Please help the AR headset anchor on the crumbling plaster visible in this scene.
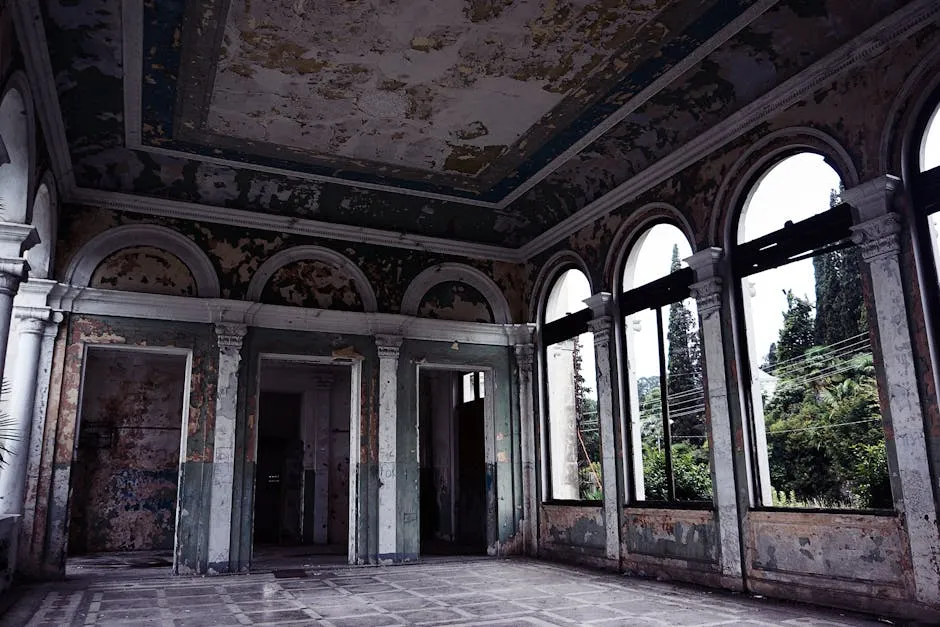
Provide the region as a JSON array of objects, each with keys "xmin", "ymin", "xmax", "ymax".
[
  {"xmin": 40, "ymin": 0, "xmax": 917, "ymax": 247},
  {"xmin": 54, "ymin": 204, "xmax": 527, "ymax": 320}
]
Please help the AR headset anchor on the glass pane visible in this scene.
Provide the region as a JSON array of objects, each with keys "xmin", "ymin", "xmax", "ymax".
[
  {"xmin": 462, "ymin": 373, "xmax": 475, "ymax": 402},
  {"xmin": 665, "ymin": 296, "xmax": 711, "ymax": 501},
  {"xmin": 625, "ymin": 307, "xmax": 664, "ymax": 501},
  {"xmin": 545, "ymin": 269, "xmax": 591, "ymax": 323},
  {"xmin": 923, "ymin": 103, "xmax": 940, "ymax": 172},
  {"xmin": 740, "ymin": 154, "xmax": 842, "ymax": 243},
  {"xmin": 546, "ymin": 331, "xmax": 601, "ymax": 501},
  {"xmin": 743, "ymin": 251, "xmax": 891, "ymax": 509},
  {"xmin": 477, "ymin": 371, "xmax": 485, "ymax": 398}
]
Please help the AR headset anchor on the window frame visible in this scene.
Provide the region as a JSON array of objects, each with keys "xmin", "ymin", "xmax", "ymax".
[
  {"xmin": 538, "ymin": 265, "xmax": 600, "ymax": 505},
  {"xmin": 730, "ymin": 151, "xmax": 894, "ymax": 514},
  {"xmin": 618, "ymin": 221, "xmax": 712, "ymax": 508}
]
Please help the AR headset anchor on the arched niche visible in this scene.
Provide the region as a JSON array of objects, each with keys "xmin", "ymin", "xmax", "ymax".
[
  {"xmin": 90, "ymin": 246, "xmax": 198, "ymax": 296},
  {"xmin": 26, "ymin": 172, "xmax": 57, "ymax": 280},
  {"xmin": 246, "ymin": 245, "xmax": 377, "ymax": 312},
  {"xmin": 401, "ymin": 263, "xmax": 511, "ymax": 324},
  {"xmin": 416, "ymin": 281, "xmax": 494, "ymax": 323},
  {"xmin": 0, "ymin": 74, "xmax": 36, "ymax": 225},
  {"xmin": 64, "ymin": 225, "xmax": 221, "ymax": 298}
]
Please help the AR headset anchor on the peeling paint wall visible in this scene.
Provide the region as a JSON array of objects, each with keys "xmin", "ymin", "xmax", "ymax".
[
  {"xmin": 89, "ymin": 246, "xmax": 197, "ymax": 296},
  {"xmin": 538, "ymin": 504, "xmax": 605, "ymax": 565},
  {"xmin": 68, "ymin": 349, "xmax": 188, "ymax": 554},
  {"xmin": 260, "ymin": 260, "xmax": 364, "ymax": 310},
  {"xmin": 417, "ymin": 281, "xmax": 494, "ymax": 323}
]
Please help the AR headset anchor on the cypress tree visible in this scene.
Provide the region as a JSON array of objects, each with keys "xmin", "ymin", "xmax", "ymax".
[
  {"xmin": 666, "ymin": 245, "xmax": 703, "ymax": 438},
  {"xmin": 775, "ymin": 290, "xmax": 815, "ymax": 365}
]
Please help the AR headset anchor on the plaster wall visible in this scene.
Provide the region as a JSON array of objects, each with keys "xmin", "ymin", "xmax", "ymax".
[
  {"xmin": 68, "ymin": 349, "xmax": 187, "ymax": 554},
  {"xmin": 89, "ymin": 247, "xmax": 197, "ymax": 296},
  {"xmin": 538, "ymin": 504, "xmax": 606, "ymax": 567}
]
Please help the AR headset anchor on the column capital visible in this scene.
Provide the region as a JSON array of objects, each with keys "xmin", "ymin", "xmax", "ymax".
[
  {"xmin": 583, "ymin": 292, "xmax": 613, "ymax": 319},
  {"xmin": 0, "ymin": 258, "xmax": 27, "ymax": 296},
  {"xmin": 843, "ymin": 175, "xmax": 901, "ymax": 224},
  {"xmin": 587, "ymin": 316, "xmax": 612, "ymax": 346},
  {"xmin": 514, "ymin": 343, "xmax": 534, "ymax": 367},
  {"xmin": 690, "ymin": 277, "xmax": 723, "ymax": 318},
  {"xmin": 215, "ymin": 323, "xmax": 247, "ymax": 356},
  {"xmin": 14, "ymin": 306, "xmax": 54, "ymax": 335},
  {"xmin": 851, "ymin": 213, "xmax": 902, "ymax": 263},
  {"xmin": 375, "ymin": 334, "xmax": 403, "ymax": 359}
]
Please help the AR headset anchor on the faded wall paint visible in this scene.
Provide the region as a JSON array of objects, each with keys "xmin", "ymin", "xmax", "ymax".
[
  {"xmin": 417, "ymin": 281, "xmax": 494, "ymax": 323},
  {"xmin": 89, "ymin": 246, "xmax": 197, "ymax": 296},
  {"xmin": 260, "ymin": 260, "xmax": 364, "ymax": 311},
  {"xmin": 538, "ymin": 504, "xmax": 606, "ymax": 566},
  {"xmin": 26, "ymin": 315, "xmax": 216, "ymax": 577},
  {"xmin": 68, "ymin": 349, "xmax": 187, "ymax": 553}
]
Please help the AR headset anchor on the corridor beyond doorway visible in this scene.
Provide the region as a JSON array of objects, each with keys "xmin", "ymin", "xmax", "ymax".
[{"xmin": 418, "ymin": 369, "xmax": 487, "ymax": 556}]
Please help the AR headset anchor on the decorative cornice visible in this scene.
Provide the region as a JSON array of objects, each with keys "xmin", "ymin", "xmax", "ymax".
[
  {"xmin": 851, "ymin": 213, "xmax": 902, "ymax": 263},
  {"xmin": 518, "ymin": 0, "xmax": 940, "ymax": 260},
  {"xmin": 0, "ymin": 222, "xmax": 38, "ymax": 259},
  {"xmin": 69, "ymin": 188, "xmax": 522, "ymax": 263},
  {"xmin": 14, "ymin": 306, "xmax": 52, "ymax": 334},
  {"xmin": 690, "ymin": 277, "xmax": 723, "ymax": 318}
]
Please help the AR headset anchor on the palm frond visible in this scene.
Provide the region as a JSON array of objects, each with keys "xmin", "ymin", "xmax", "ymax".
[{"xmin": 0, "ymin": 379, "xmax": 17, "ymax": 468}]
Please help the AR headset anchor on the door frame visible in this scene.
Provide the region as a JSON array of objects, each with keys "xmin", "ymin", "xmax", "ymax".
[
  {"xmin": 416, "ymin": 362, "xmax": 497, "ymax": 554},
  {"xmin": 255, "ymin": 353, "xmax": 362, "ymax": 565}
]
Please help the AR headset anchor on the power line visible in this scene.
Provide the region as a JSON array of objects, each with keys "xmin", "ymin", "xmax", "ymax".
[{"xmin": 767, "ymin": 417, "xmax": 881, "ymax": 435}]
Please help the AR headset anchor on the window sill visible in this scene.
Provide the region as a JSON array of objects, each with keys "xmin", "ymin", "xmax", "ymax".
[
  {"xmin": 542, "ymin": 500, "xmax": 604, "ymax": 507},
  {"xmin": 625, "ymin": 501, "xmax": 714, "ymax": 511},
  {"xmin": 750, "ymin": 506, "xmax": 896, "ymax": 517}
]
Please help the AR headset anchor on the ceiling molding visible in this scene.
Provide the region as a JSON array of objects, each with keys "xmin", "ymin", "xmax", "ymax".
[
  {"xmin": 120, "ymin": 0, "xmax": 776, "ymax": 209},
  {"xmin": 69, "ymin": 187, "xmax": 524, "ymax": 263},
  {"xmin": 42, "ymin": 283, "xmax": 534, "ymax": 346},
  {"xmin": 496, "ymin": 0, "xmax": 780, "ymax": 209},
  {"xmin": 518, "ymin": 0, "xmax": 940, "ymax": 261},
  {"xmin": 11, "ymin": 0, "xmax": 75, "ymax": 195}
]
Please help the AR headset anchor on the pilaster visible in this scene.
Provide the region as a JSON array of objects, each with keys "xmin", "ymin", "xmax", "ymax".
[
  {"xmin": 583, "ymin": 292, "xmax": 623, "ymax": 563},
  {"xmin": 514, "ymin": 342, "xmax": 537, "ymax": 555},
  {"xmin": 376, "ymin": 334, "xmax": 402, "ymax": 562},
  {"xmin": 206, "ymin": 323, "xmax": 247, "ymax": 573},
  {"xmin": 685, "ymin": 248, "xmax": 743, "ymax": 586},
  {"xmin": 846, "ymin": 175, "xmax": 940, "ymax": 606}
]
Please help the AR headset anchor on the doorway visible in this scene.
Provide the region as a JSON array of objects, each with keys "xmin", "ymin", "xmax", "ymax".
[
  {"xmin": 67, "ymin": 347, "xmax": 190, "ymax": 571},
  {"xmin": 252, "ymin": 359, "xmax": 352, "ymax": 569},
  {"xmin": 418, "ymin": 369, "xmax": 488, "ymax": 555}
]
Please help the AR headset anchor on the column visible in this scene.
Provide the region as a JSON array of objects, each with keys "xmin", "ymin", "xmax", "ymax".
[
  {"xmin": 206, "ymin": 323, "xmax": 246, "ymax": 573},
  {"xmin": 845, "ymin": 175, "xmax": 940, "ymax": 605},
  {"xmin": 312, "ymin": 376, "xmax": 333, "ymax": 545},
  {"xmin": 0, "ymin": 306, "xmax": 52, "ymax": 516},
  {"xmin": 583, "ymin": 292, "xmax": 623, "ymax": 562},
  {"xmin": 0, "ymin": 222, "xmax": 36, "ymax": 387},
  {"xmin": 685, "ymin": 248, "xmax": 743, "ymax": 585},
  {"xmin": 514, "ymin": 343, "xmax": 538, "ymax": 555},
  {"xmin": 376, "ymin": 334, "xmax": 402, "ymax": 562}
]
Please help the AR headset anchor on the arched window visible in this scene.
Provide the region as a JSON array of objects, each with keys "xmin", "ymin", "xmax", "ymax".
[
  {"xmin": 734, "ymin": 153, "xmax": 891, "ymax": 510},
  {"xmin": 541, "ymin": 268, "xmax": 601, "ymax": 502},
  {"xmin": 620, "ymin": 224, "xmax": 710, "ymax": 503}
]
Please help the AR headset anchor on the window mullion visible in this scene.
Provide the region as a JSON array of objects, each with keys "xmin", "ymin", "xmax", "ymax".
[{"xmin": 655, "ymin": 306, "xmax": 675, "ymax": 501}]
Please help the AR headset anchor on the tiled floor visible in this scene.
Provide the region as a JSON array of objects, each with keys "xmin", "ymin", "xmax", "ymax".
[{"xmin": 1, "ymin": 557, "xmax": 885, "ymax": 626}]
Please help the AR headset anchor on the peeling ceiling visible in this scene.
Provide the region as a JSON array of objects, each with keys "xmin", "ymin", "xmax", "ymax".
[{"xmin": 40, "ymin": 0, "xmax": 911, "ymax": 247}]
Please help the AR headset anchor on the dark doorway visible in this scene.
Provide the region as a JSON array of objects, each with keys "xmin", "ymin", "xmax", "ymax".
[
  {"xmin": 419, "ymin": 370, "xmax": 487, "ymax": 556},
  {"xmin": 254, "ymin": 392, "xmax": 303, "ymax": 545}
]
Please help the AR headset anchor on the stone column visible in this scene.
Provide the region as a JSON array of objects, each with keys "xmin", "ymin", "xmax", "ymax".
[
  {"xmin": 207, "ymin": 323, "xmax": 247, "ymax": 573},
  {"xmin": 584, "ymin": 292, "xmax": 623, "ymax": 562},
  {"xmin": 514, "ymin": 343, "xmax": 538, "ymax": 555},
  {"xmin": 845, "ymin": 175, "xmax": 940, "ymax": 606},
  {"xmin": 0, "ymin": 222, "xmax": 37, "ymax": 388},
  {"xmin": 685, "ymin": 248, "xmax": 743, "ymax": 585},
  {"xmin": 0, "ymin": 306, "xmax": 53, "ymax": 516},
  {"xmin": 376, "ymin": 334, "xmax": 402, "ymax": 562}
]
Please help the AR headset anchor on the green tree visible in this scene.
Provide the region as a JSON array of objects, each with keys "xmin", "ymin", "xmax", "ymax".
[
  {"xmin": 666, "ymin": 245, "xmax": 703, "ymax": 438},
  {"xmin": 774, "ymin": 291, "xmax": 814, "ymax": 364},
  {"xmin": 572, "ymin": 336, "xmax": 601, "ymax": 499}
]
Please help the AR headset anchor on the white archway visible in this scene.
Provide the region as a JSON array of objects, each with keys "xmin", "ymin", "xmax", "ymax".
[
  {"xmin": 246, "ymin": 245, "xmax": 378, "ymax": 312},
  {"xmin": 26, "ymin": 172, "xmax": 57, "ymax": 280},
  {"xmin": 64, "ymin": 224, "xmax": 221, "ymax": 297},
  {"xmin": 0, "ymin": 73, "xmax": 36, "ymax": 225},
  {"xmin": 401, "ymin": 263, "xmax": 511, "ymax": 324}
]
